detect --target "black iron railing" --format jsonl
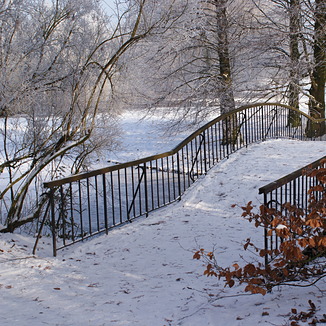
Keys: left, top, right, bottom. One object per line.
{"left": 43, "top": 103, "right": 326, "bottom": 256}
{"left": 259, "top": 155, "right": 326, "bottom": 266}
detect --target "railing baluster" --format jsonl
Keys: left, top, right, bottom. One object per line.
{"left": 110, "top": 172, "right": 115, "bottom": 227}
{"left": 180, "top": 148, "right": 185, "bottom": 193}
{"left": 161, "top": 158, "right": 165, "bottom": 204}
{"left": 150, "top": 161, "right": 154, "bottom": 210}
{"left": 124, "top": 168, "right": 129, "bottom": 220}
{"left": 87, "top": 178, "right": 92, "bottom": 235}
{"left": 95, "top": 176, "right": 100, "bottom": 233}
{"left": 218, "top": 121, "right": 223, "bottom": 159}
{"left": 166, "top": 157, "right": 171, "bottom": 203}
{"left": 50, "top": 188, "right": 57, "bottom": 257}
{"left": 263, "top": 193, "right": 269, "bottom": 267}
{"left": 185, "top": 143, "right": 189, "bottom": 186}
{"left": 155, "top": 159, "right": 160, "bottom": 207}
{"left": 78, "top": 180, "right": 84, "bottom": 240}
{"left": 102, "top": 173, "right": 109, "bottom": 233}
{"left": 131, "top": 167, "right": 136, "bottom": 218}
{"left": 177, "top": 152, "right": 182, "bottom": 199}
{"left": 117, "top": 170, "right": 122, "bottom": 223}
{"left": 172, "top": 155, "right": 176, "bottom": 200}
{"left": 143, "top": 163, "right": 149, "bottom": 216}
{"left": 59, "top": 186, "right": 66, "bottom": 246}
{"left": 208, "top": 126, "right": 213, "bottom": 166}
{"left": 69, "top": 183, "right": 75, "bottom": 242}
{"left": 194, "top": 137, "right": 199, "bottom": 178}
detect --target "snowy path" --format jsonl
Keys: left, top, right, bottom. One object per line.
{"left": 1, "top": 139, "right": 325, "bottom": 326}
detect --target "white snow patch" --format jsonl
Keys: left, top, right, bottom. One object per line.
{"left": 0, "top": 130, "right": 325, "bottom": 326}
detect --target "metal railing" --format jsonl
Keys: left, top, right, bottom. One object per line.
{"left": 43, "top": 103, "right": 326, "bottom": 256}
{"left": 259, "top": 155, "right": 326, "bottom": 266}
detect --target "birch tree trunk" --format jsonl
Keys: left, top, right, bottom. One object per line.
{"left": 212, "top": 0, "right": 238, "bottom": 145}
{"left": 214, "top": 0, "right": 235, "bottom": 114}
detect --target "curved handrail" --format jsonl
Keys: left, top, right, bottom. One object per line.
{"left": 173, "top": 102, "right": 325, "bottom": 150}
{"left": 44, "top": 102, "right": 326, "bottom": 188}
{"left": 44, "top": 102, "right": 326, "bottom": 255}
{"left": 259, "top": 155, "right": 326, "bottom": 266}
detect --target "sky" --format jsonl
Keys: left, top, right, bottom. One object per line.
{"left": 100, "top": 0, "right": 121, "bottom": 16}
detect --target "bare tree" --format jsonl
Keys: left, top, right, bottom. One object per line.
{"left": 114, "top": 0, "right": 325, "bottom": 140}
{"left": 123, "top": 0, "right": 252, "bottom": 123}
{"left": 249, "top": 0, "right": 326, "bottom": 134}
{"left": 0, "top": 0, "right": 175, "bottom": 232}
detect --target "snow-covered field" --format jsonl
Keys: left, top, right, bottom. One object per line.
{"left": 106, "top": 110, "right": 199, "bottom": 164}
{"left": 1, "top": 112, "right": 325, "bottom": 326}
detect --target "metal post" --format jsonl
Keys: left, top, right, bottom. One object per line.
{"left": 177, "top": 152, "right": 182, "bottom": 199}
{"left": 143, "top": 163, "right": 149, "bottom": 217}
{"left": 203, "top": 131, "right": 207, "bottom": 173}
{"left": 50, "top": 188, "right": 57, "bottom": 257}
{"left": 263, "top": 193, "right": 269, "bottom": 268}
{"left": 102, "top": 174, "right": 109, "bottom": 234}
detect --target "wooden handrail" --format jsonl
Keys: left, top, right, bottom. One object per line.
{"left": 44, "top": 103, "right": 326, "bottom": 188}
{"left": 259, "top": 155, "right": 326, "bottom": 194}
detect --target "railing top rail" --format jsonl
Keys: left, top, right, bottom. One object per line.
{"left": 259, "top": 155, "right": 326, "bottom": 195}
{"left": 44, "top": 102, "right": 326, "bottom": 189}
{"left": 173, "top": 103, "right": 325, "bottom": 150}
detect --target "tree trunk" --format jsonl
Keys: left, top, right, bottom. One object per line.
{"left": 288, "top": 0, "right": 302, "bottom": 127}
{"left": 306, "top": 0, "right": 326, "bottom": 137}
{"left": 213, "top": 0, "right": 238, "bottom": 145}
{"left": 215, "top": 0, "right": 235, "bottom": 114}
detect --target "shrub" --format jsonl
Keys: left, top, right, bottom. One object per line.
{"left": 194, "top": 159, "right": 326, "bottom": 295}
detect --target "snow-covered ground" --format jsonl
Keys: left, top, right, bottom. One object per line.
{"left": 1, "top": 112, "right": 325, "bottom": 326}
{"left": 106, "top": 110, "right": 199, "bottom": 164}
